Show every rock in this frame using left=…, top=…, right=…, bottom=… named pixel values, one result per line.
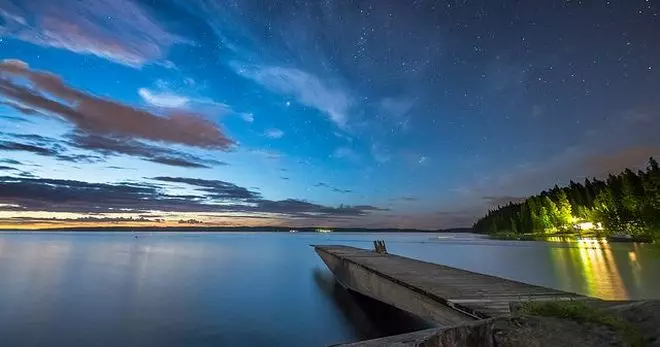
left=492, top=315, right=626, bottom=347
left=604, top=301, right=660, bottom=346
left=337, top=300, right=660, bottom=347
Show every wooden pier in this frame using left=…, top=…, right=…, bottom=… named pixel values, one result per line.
left=314, top=245, right=586, bottom=326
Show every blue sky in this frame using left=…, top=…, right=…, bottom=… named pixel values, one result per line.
left=0, top=0, right=659, bottom=229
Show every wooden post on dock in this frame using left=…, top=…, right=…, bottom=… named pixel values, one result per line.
left=373, top=240, right=388, bottom=254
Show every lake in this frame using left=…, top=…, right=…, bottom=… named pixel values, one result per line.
left=0, top=232, right=658, bottom=346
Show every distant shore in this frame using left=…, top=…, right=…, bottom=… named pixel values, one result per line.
left=0, top=226, right=475, bottom=233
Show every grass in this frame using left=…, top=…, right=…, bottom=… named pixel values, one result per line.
left=518, top=300, right=644, bottom=346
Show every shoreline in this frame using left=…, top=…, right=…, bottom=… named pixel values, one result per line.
left=0, top=226, right=474, bottom=233
left=486, top=231, right=656, bottom=243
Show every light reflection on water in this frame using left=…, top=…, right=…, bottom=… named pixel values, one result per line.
left=0, top=232, right=658, bottom=346
left=548, top=238, right=627, bottom=299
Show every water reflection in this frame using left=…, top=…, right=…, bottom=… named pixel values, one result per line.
left=0, top=232, right=658, bottom=346
left=548, top=238, right=632, bottom=299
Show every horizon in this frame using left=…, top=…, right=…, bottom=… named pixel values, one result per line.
left=1, top=0, right=659, bottom=229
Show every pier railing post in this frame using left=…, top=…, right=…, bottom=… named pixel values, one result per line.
left=373, top=240, right=388, bottom=254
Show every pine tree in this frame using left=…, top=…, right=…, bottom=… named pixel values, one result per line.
left=584, top=178, right=595, bottom=207
left=542, top=196, right=561, bottom=229
left=555, top=190, right=573, bottom=229
left=593, top=186, right=621, bottom=233
left=539, top=207, right=552, bottom=231
left=509, top=217, right=518, bottom=234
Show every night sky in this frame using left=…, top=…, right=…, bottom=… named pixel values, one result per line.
left=0, top=0, right=659, bottom=229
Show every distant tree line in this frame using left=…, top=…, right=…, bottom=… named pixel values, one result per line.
left=473, top=157, right=660, bottom=240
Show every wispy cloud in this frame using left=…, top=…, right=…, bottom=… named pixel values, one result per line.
left=0, top=134, right=101, bottom=163
left=0, top=0, right=190, bottom=67
left=315, top=182, right=352, bottom=194
left=264, top=128, right=284, bottom=139
left=69, top=133, right=226, bottom=168
left=152, top=176, right=261, bottom=201
left=333, top=147, right=360, bottom=162
left=138, top=81, right=233, bottom=117
left=231, top=63, right=351, bottom=127
left=138, top=88, right=190, bottom=108
left=241, top=112, right=255, bottom=123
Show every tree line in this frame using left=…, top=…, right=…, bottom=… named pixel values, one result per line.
left=473, top=157, right=660, bottom=240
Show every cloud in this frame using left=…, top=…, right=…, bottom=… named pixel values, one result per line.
left=0, top=166, right=19, bottom=172
left=0, top=159, right=22, bottom=165
left=151, top=176, right=261, bottom=201
left=147, top=157, right=214, bottom=168
left=1, top=100, right=43, bottom=117
left=231, top=63, right=351, bottom=127
left=0, top=114, right=32, bottom=123
left=69, top=133, right=226, bottom=168
left=0, top=130, right=224, bottom=169
left=0, top=139, right=59, bottom=156
left=315, top=182, right=352, bottom=194
left=12, top=216, right=165, bottom=224
left=254, top=199, right=386, bottom=218
left=0, top=176, right=175, bottom=213
left=333, top=147, right=360, bottom=162
left=264, top=128, right=284, bottom=139
left=0, top=176, right=386, bottom=219
left=0, top=0, right=190, bottom=67
left=138, top=88, right=190, bottom=108
left=0, top=59, right=234, bottom=149
left=241, top=113, right=255, bottom=122
left=0, top=136, right=102, bottom=163
left=138, top=83, right=233, bottom=117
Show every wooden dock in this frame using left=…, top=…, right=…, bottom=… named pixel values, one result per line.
left=315, top=245, right=586, bottom=325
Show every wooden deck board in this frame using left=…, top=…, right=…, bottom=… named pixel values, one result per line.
left=315, top=245, right=585, bottom=318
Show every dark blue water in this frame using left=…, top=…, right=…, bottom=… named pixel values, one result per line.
left=0, top=232, right=658, bottom=346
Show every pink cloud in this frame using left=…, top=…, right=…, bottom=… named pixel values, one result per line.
left=0, top=59, right=234, bottom=149
left=0, top=0, right=190, bottom=67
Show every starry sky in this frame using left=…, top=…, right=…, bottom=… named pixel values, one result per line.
left=0, top=0, right=659, bottom=229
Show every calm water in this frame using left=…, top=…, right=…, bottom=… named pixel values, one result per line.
left=0, top=232, right=658, bottom=346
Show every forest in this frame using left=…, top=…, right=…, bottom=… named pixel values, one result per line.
left=473, top=157, right=660, bottom=240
